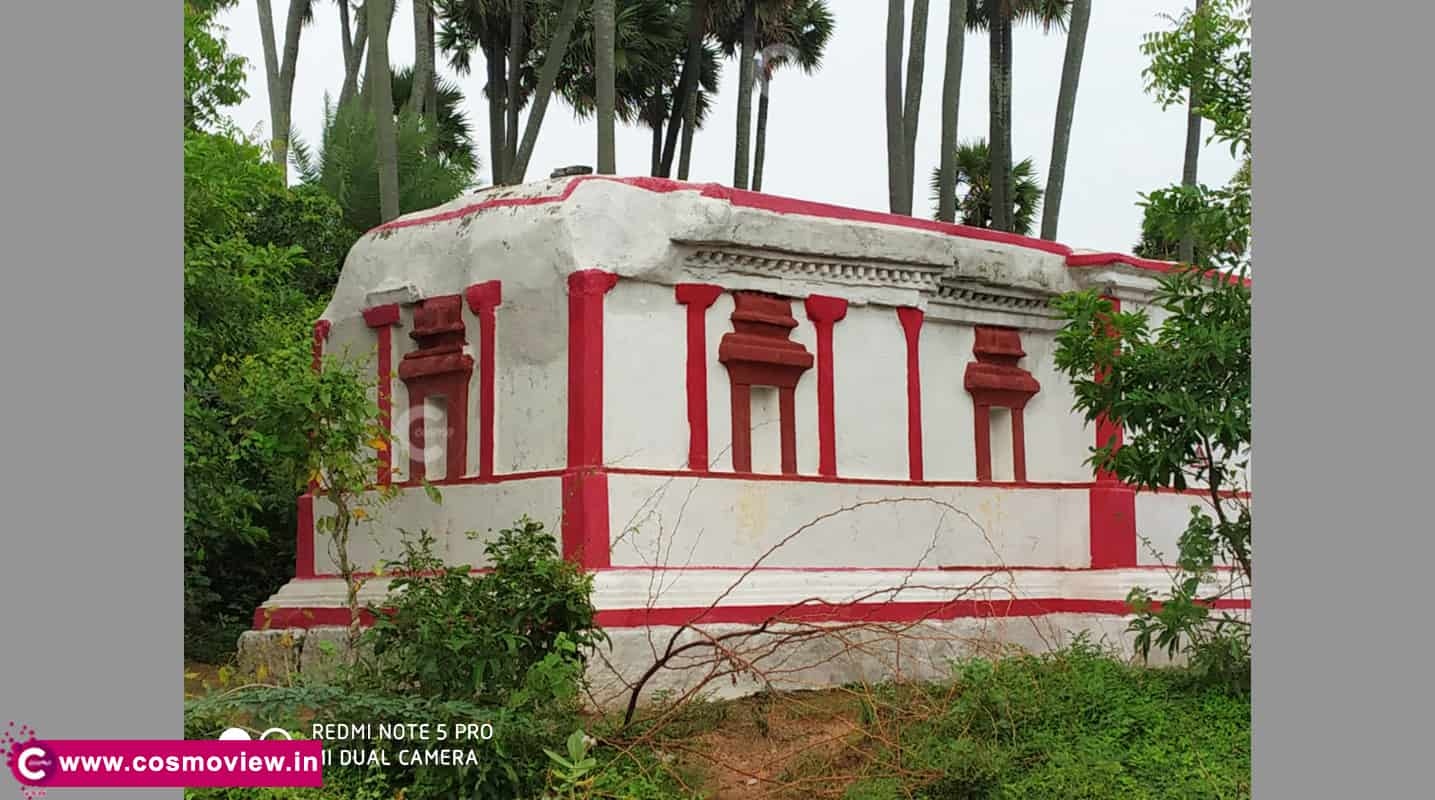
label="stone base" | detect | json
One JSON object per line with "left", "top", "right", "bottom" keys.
{"left": 236, "top": 609, "right": 1248, "bottom": 713}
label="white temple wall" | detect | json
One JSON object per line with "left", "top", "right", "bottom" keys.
{"left": 606, "top": 473, "right": 1092, "bottom": 569}
{"left": 918, "top": 319, "right": 979, "bottom": 481}
{"left": 831, "top": 303, "right": 910, "bottom": 480}
{"left": 1019, "top": 329, "right": 1100, "bottom": 483}
{"left": 310, "top": 478, "right": 564, "bottom": 575}
{"left": 602, "top": 280, "right": 689, "bottom": 469}
{"left": 493, "top": 284, "right": 569, "bottom": 474}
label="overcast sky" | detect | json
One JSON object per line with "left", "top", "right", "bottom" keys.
{"left": 217, "top": 1, "right": 1237, "bottom": 253}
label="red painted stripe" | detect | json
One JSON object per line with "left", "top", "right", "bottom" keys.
{"left": 1089, "top": 485, "right": 1138, "bottom": 568}
{"left": 254, "top": 596, "right": 1250, "bottom": 630}
{"left": 465, "top": 281, "right": 503, "bottom": 478}
{"left": 293, "top": 495, "right": 315, "bottom": 579}
{"left": 675, "top": 284, "right": 724, "bottom": 470}
{"left": 348, "top": 464, "right": 1246, "bottom": 498}
{"left": 297, "top": 563, "right": 1236, "bottom": 579}
{"left": 363, "top": 304, "right": 400, "bottom": 484}
{"left": 897, "top": 307, "right": 925, "bottom": 481}
{"left": 1066, "top": 252, "right": 1252, "bottom": 287}
{"left": 804, "top": 295, "right": 848, "bottom": 476}
{"left": 596, "top": 597, "right": 1251, "bottom": 628}
{"left": 564, "top": 270, "right": 618, "bottom": 568}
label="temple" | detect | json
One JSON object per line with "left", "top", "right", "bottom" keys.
{"left": 245, "top": 175, "right": 1251, "bottom": 703}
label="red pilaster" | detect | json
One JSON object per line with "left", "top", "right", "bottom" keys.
{"left": 804, "top": 295, "right": 849, "bottom": 476}
{"left": 675, "top": 283, "right": 724, "bottom": 470}
{"left": 294, "top": 494, "right": 316, "bottom": 579}
{"left": 311, "top": 319, "right": 331, "bottom": 372}
{"left": 363, "top": 304, "right": 401, "bottom": 484}
{"left": 897, "top": 307, "right": 925, "bottom": 481}
{"left": 1089, "top": 294, "right": 1136, "bottom": 567}
{"left": 564, "top": 270, "right": 619, "bottom": 568}
{"left": 465, "top": 281, "right": 503, "bottom": 478}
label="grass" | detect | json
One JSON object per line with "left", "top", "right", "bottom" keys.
{"left": 183, "top": 642, "right": 1249, "bottom": 799}
{"left": 827, "top": 641, "right": 1251, "bottom": 799}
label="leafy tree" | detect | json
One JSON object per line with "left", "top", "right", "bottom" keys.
{"left": 184, "top": 128, "right": 354, "bottom": 660}
{"left": 1140, "top": 0, "right": 1250, "bottom": 262}
{"left": 184, "top": 4, "right": 365, "bottom": 661}
{"left": 928, "top": 139, "right": 1043, "bottom": 235}
{"left": 291, "top": 98, "right": 475, "bottom": 233}
{"left": 227, "top": 340, "right": 396, "bottom": 658}
{"left": 184, "top": 0, "right": 248, "bottom": 132}
{"left": 1051, "top": 268, "right": 1251, "bottom": 692}
{"left": 966, "top": 0, "right": 1071, "bottom": 232}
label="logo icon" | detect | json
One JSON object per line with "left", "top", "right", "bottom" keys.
{"left": 218, "top": 728, "right": 293, "bottom": 742}
{"left": 4, "top": 723, "right": 50, "bottom": 799}
{"left": 391, "top": 401, "right": 453, "bottom": 477}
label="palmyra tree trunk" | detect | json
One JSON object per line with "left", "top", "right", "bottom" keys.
{"left": 898, "top": 0, "right": 930, "bottom": 215}
{"left": 368, "top": 0, "right": 399, "bottom": 223}
{"left": 1040, "top": 0, "right": 1090, "bottom": 241}
{"left": 988, "top": 13, "right": 1013, "bottom": 231}
{"left": 885, "top": 0, "right": 906, "bottom": 214}
{"left": 339, "top": 2, "right": 368, "bottom": 109}
{"left": 1179, "top": 0, "right": 1205, "bottom": 264}
{"left": 408, "top": 1, "right": 433, "bottom": 115}
{"left": 732, "top": 0, "right": 757, "bottom": 189}
{"left": 752, "top": 88, "right": 770, "bottom": 191}
{"left": 483, "top": 41, "right": 508, "bottom": 184}
{"left": 506, "top": 0, "right": 525, "bottom": 176}
{"left": 936, "top": 0, "right": 966, "bottom": 223}
{"left": 512, "top": 0, "right": 582, "bottom": 183}
{"left": 256, "top": 0, "right": 308, "bottom": 180}
{"left": 594, "top": 0, "right": 617, "bottom": 174}
{"left": 663, "top": 0, "right": 708, "bottom": 178}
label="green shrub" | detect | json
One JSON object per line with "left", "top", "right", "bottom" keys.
{"left": 359, "top": 519, "right": 608, "bottom": 705}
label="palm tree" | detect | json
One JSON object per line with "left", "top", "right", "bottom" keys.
{"left": 966, "top": 0, "right": 1070, "bottom": 232}
{"left": 1039, "top": 0, "right": 1089, "bottom": 241}
{"left": 884, "top": 0, "right": 932, "bottom": 216}
{"left": 593, "top": 0, "right": 616, "bottom": 173}
{"left": 255, "top": 0, "right": 316, "bottom": 179}
{"left": 639, "top": 42, "right": 722, "bottom": 176}
{"left": 367, "top": 0, "right": 399, "bottom": 222}
{"left": 292, "top": 98, "right": 476, "bottom": 233}
{"left": 929, "top": 139, "right": 1043, "bottom": 236}
{"left": 389, "top": 66, "right": 479, "bottom": 175}
{"left": 936, "top": 0, "right": 967, "bottom": 222}
{"left": 552, "top": 1, "right": 687, "bottom": 147}
{"left": 744, "top": 0, "right": 834, "bottom": 192}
